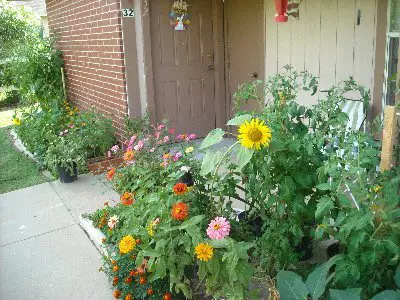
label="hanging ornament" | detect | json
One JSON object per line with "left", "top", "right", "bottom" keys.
{"left": 287, "top": 0, "right": 302, "bottom": 20}
{"left": 275, "top": 0, "right": 288, "bottom": 22}
{"left": 169, "top": 0, "right": 191, "bottom": 31}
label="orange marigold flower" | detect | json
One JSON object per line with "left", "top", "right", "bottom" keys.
{"left": 113, "top": 290, "right": 121, "bottom": 299}
{"left": 139, "top": 276, "right": 147, "bottom": 284}
{"left": 125, "top": 277, "right": 132, "bottom": 284}
{"left": 113, "top": 265, "right": 119, "bottom": 272}
{"left": 130, "top": 270, "right": 137, "bottom": 277}
{"left": 173, "top": 183, "right": 188, "bottom": 196}
{"left": 125, "top": 294, "right": 133, "bottom": 300}
{"left": 123, "top": 149, "right": 135, "bottom": 161}
{"left": 113, "top": 277, "right": 119, "bottom": 286}
{"left": 171, "top": 202, "right": 189, "bottom": 221}
{"left": 107, "top": 168, "right": 116, "bottom": 180}
{"left": 120, "top": 192, "right": 134, "bottom": 206}
{"left": 147, "top": 288, "right": 154, "bottom": 295}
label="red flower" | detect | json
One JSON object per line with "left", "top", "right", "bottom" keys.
{"left": 120, "top": 192, "right": 134, "bottom": 205}
{"left": 106, "top": 168, "right": 116, "bottom": 180}
{"left": 139, "top": 276, "right": 147, "bottom": 284}
{"left": 147, "top": 288, "right": 154, "bottom": 295}
{"left": 171, "top": 202, "right": 189, "bottom": 221}
{"left": 163, "top": 292, "right": 173, "bottom": 300}
{"left": 125, "top": 277, "right": 132, "bottom": 284}
{"left": 173, "top": 183, "right": 188, "bottom": 196}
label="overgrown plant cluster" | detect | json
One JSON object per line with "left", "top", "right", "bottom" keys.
{"left": 88, "top": 67, "right": 399, "bottom": 300}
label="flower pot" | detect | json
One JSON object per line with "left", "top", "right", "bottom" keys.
{"left": 294, "top": 236, "right": 313, "bottom": 261}
{"left": 87, "top": 156, "right": 124, "bottom": 175}
{"left": 57, "top": 163, "right": 78, "bottom": 183}
{"left": 178, "top": 171, "right": 194, "bottom": 187}
{"left": 238, "top": 211, "right": 263, "bottom": 237}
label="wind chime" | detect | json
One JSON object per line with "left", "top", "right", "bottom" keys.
{"left": 169, "top": 0, "right": 190, "bottom": 31}
{"left": 274, "top": 0, "right": 302, "bottom": 22}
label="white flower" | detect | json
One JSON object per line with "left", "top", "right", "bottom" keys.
{"left": 180, "top": 166, "right": 191, "bottom": 173}
{"left": 108, "top": 215, "right": 119, "bottom": 229}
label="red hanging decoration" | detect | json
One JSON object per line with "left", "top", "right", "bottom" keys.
{"left": 275, "top": 0, "right": 288, "bottom": 22}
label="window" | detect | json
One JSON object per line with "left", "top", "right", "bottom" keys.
{"left": 384, "top": 0, "right": 400, "bottom": 106}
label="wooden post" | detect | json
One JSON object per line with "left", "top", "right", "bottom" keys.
{"left": 61, "top": 67, "right": 67, "bottom": 99}
{"left": 380, "top": 106, "right": 397, "bottom": 172}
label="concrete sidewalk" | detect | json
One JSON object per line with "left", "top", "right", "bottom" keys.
{"left": 0, "top": 174, "right": 118, "bottom": 300}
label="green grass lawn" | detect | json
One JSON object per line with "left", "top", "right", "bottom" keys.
{"left": 0, "top": 127, "right": 47, "bottom": 194}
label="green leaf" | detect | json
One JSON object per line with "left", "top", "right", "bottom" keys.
{"left": 277, "top": 270, "right": 308, "bottom": 300}
{"left": 330, "top": 289, "right": 361, "bottom": 300}
{"left": 306, "top": 263, "right": 330, "bottom": 300}
{"left": 200, "top": 128, "right": 225, "bottom": 149}
{"left": 200, "top": 150, "right": 223, "bottom": 176}
{"left": 371, "top": 290, "right": 400, "bottom": 300}
{"left": 395, "top": 265, "right": 400, "bottom": 289}
{"left": 235, "top": 146, "right": 254, "bottom": 170}
{"left": 179, "top": 215, "right": 204, "bottom": 230}
{"left": 210, "top": 238, "right": 230, "bottom": 249}
{"left": 316, "top": 183, "right": 332, "bottom": 191}
{"left": 315, "top": 196, "right": 334, "bottom": 219}
{"left": 227, "top": 114, "right": 253, "bottom": 126}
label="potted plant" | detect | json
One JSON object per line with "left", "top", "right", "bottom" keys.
{"left": 44, "top": 135, "right": 87, "bottom": 183}
{"left": 74, "top": 109, "right": 119, "bottom": 175}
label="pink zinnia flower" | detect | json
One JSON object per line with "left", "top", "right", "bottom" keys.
{"left": 134, "top": 140, "right": 145, "bottom": 151}
{"left": 186, "top": 134, "right": 196, "bottom": 141}
{"left": 111, "top": 145, "right": 119, "bottom": 153}
{"left": 173, "top": 152, "right": 182, "bottom": 162}
{"left": 163, "top": 136, "right": 170, "bottom": 143}
{"left": 149, "top": 147, "right": 155, "bottom": 153}
{"left": 169, "top": 128, "right": 175, "bottom": 134}
{"left": 157, "top": 124, "right": 165, "bottom": 131}
{"left": 206, "top": 217, "right": 231, "bottom": 240}
{"left": 107, "top": 151, "right": 112, "bottom": 158}
{"left": 154, "top": 131, "right": 161, "bottom": 139}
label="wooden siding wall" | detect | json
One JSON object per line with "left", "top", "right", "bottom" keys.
{"left": 265, "top": 0, "right": 378, "bottom": 106}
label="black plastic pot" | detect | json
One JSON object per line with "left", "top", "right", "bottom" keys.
{"left": 57, "top": 163, "right": 78, "bottom": 183}
{"left": 295, "top": 236, "right": 313, "bottom": 261}
{"left": 178, "top": 171, "right": 194, "bottom": 187}
{"left": 327, "top": 241, "right": 341, "bottom": 258}
{"left": 237, "top": 211, "right": 263, "bottom": 237}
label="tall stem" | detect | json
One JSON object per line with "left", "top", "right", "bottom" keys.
{"left": 210, "top": 141, "right": 239, "bottom": 214}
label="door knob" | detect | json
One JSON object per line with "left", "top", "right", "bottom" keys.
{"left": 250, "top": 72, "right": 258, "bottom": 78}
{"left": 207, "top": 64, "right": 215, "bottom": 71}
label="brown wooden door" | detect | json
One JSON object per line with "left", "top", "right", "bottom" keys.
{"left": 226, "top": 0, "right": 265, "bottom": 116}
{"left": 150, "top": 0, "right": 216, "bottom": 137}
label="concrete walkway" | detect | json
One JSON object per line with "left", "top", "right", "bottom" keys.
{"left": 0, "top": 174, "right": 118, "bottom": 300}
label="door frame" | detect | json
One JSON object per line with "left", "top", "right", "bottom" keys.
{"left": 134, "top": 0, "right": 227, "bottom": 130}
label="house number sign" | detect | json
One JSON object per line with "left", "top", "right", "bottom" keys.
{"left": 122, "top": 8, "right": 135, "bottom": 17}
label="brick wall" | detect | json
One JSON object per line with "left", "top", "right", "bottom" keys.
{"left": 46, "top": 0, "right": 128, "bottom": 136}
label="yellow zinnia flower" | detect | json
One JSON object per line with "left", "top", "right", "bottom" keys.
{"left": 195, "top": 243, "right": 214, "bottom": 262}
{"left": 119, "top": 235, "right": 136, "bottom": 254}
{"left": 238, "top": 118, "right": 272, "bottom": 150}
{"left": 185, "top": 147, "right": 194, "bottom": 154}
{"left": 12, "top": 118, "right": 21, "bottom": 126}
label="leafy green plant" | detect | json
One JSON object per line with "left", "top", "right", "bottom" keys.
{"left": 276, "top": 263, "right": 400, "bottom": 300}
{"left": 44, "top": 134, "right": 87, "bottom": 174}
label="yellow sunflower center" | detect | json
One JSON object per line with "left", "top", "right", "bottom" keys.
{"left": 247, "top": 128, "right": 263, "bottom": 142}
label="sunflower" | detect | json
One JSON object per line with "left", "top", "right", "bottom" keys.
{"left": 171, "top": 202, "right": 189, "bottom": 221}
{"left": 238, "top": 118, "right": 272, "bottom": 150}
{"left": 195, "top": 243, "right": 214, "bottom": 262}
